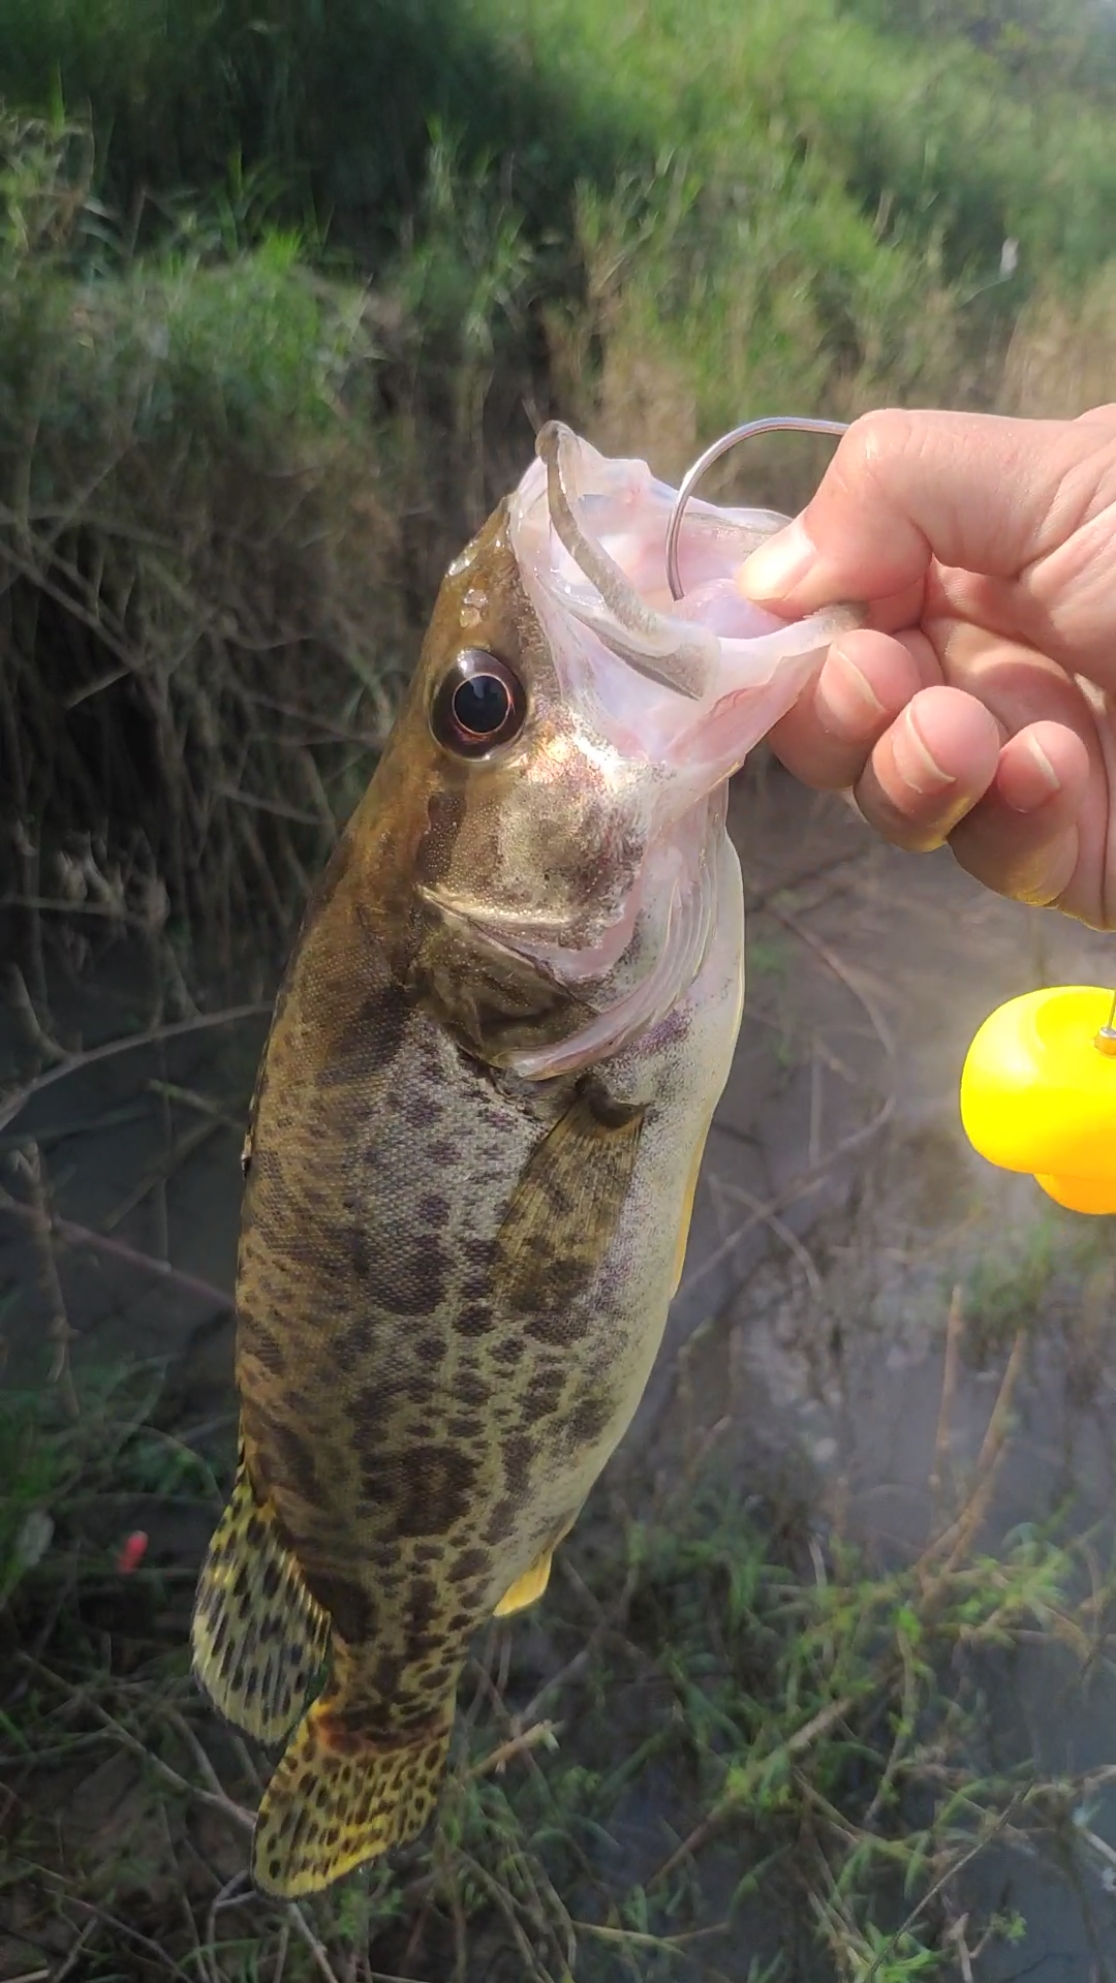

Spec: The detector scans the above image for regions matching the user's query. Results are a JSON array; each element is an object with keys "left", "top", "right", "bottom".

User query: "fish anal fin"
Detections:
[
  {"left": 493, "top": 1547, "right": 554, "bottom": 1618},
  {"left": 252, "top": 1704, "right": 451, "bottom": 1897},
  {"left": 192, "top": 1444, "right": 329, "bottom": 1744},
  {"left": 496, "top": 1085, "right": 645, "bottom": 1314}
]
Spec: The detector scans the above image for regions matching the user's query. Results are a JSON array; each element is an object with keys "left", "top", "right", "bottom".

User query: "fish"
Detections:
[{"left": 191, "top": 421, "right": 859, "bottom": 1899}]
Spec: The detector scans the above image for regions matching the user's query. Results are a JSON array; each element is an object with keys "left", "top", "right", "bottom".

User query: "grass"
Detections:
[
  {"left": 2, "top": 0, "right": 1114, "bottom": 284},
  {"left": 1, "top": 39, "right": 1114, "bottom": 978},
  {"left": 4, "top": 1302, "right": 1116, "bottom": 1983},
  {"left": 0, "top": 112, "right": 409, "bottom": 984},
  {"left": 0, "top": 110, "right": 548, "bottom": 984},
  {"left": 959, "top": 1199, "right": 1116, "bottom": 1378}
]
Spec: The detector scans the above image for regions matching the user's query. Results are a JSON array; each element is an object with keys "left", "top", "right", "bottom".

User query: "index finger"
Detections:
[{"left": 739, "top": 406, "right": 1116, "bottom": 612}]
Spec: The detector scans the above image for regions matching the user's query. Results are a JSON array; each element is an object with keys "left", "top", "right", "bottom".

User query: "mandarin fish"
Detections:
[{"left": 192, "top": 422, "right": 858, "bottom": 1897}]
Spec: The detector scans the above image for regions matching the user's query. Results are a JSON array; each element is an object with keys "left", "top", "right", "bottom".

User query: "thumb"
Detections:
[{"left": 738, "top": 407, "right": 1116, "bottom": 615}]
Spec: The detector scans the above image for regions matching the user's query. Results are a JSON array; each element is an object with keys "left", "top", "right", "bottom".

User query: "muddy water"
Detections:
[{"left": 3, "top": 766, "right": 1116, "bottom": 1976}]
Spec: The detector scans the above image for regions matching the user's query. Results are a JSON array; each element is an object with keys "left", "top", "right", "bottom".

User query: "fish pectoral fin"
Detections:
[
  {"left": 493, "top": 1548, "right": 554, "bottom": 1618},
  {"left": 192, "top": 1442, "right": 330, "bottom": 1744},
  {"left": 496, "top": 1084, "right": 646, "bottom": 1314},
  {"left": 252, "top": 1701, "right": 451, "bottom": 1897}
]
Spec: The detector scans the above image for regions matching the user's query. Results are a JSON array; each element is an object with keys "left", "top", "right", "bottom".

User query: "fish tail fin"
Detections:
[
  {"left": 252, "top": 1700, "right": 452, "bottom": 1897},
  {"left": 192, "top": 1443, "right": 329, "bottom": 1743}
]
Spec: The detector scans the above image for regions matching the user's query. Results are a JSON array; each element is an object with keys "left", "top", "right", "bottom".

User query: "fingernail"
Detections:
[
  {"left": 817, "top": 648, "right": 885, "bottom": 737},
  {"left": 1023, "top": 732, "right": 1062, "bottom": 797},
  {"left": 737, "top": 518, "right": 816, "bottom": 601},
  {"left": 894, "top": 706, "right": 955, "bottom": 795}
]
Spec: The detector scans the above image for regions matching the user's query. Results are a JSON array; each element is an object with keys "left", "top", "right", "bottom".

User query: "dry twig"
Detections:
[
  {"left": 0, "top": 1001, "right": 269, "bottom": 1141},
  {"left": 0, "top": 1187, "right": 234, "bottom": 1312}
]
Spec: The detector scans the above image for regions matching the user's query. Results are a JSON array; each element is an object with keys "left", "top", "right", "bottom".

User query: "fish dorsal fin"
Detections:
[
  {"left": 192, "top": 1444, "right": 330, "bottom": 1744},
  {"left": 495, "top": 1084, "right": 645, "bottom": 1316}
]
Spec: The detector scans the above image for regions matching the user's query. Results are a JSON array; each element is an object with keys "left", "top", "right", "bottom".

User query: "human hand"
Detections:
[{"left": 739, "top": 407, "right": 1116, "bottom": 929}]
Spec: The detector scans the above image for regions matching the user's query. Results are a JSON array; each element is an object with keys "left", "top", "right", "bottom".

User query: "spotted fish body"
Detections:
[{"left": 192, "top": 425, "right": 858, "bottom": 1897}]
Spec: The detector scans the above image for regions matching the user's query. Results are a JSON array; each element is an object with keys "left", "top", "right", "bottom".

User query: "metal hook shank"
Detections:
[{"left": 665, "top": 415, "right": 849, "bottom": 602}]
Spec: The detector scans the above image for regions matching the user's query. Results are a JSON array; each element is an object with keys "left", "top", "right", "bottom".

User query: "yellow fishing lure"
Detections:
[{"left": 960, "top": 986, "right": 1116, "bottom": 1214}]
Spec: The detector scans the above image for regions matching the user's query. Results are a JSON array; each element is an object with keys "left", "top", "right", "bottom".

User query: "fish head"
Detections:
[{"left": 371, "top": 422, "right": 859, "bottom": 1076}]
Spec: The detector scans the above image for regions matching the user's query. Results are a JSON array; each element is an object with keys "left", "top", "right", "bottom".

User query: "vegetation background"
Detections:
[
  {"left": 2, "top": 2, "right": 1116, "bottom": 1979},
  {"left": 0, "top": 0, "right": 1115, "bottom": 966}
]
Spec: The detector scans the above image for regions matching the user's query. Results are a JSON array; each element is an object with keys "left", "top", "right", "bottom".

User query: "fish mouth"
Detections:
[
  {"left": 512, "top": 420, "right": 862, "bottom": 780},
  {"left": 535, "top": 422, "right": 715, "bottom": 701},
  {"left": 433, "top": 425, "right": 863, "bottom": 1079}
]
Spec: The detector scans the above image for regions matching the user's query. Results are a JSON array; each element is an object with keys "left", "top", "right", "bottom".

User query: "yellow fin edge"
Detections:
[{"left": 493, "top": 1548, "right": 554, "bottom": 1618}]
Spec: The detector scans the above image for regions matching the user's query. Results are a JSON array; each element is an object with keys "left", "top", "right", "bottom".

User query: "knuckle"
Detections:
[{"left": 836, "top": 410, "right": 923, "bottom": 501}]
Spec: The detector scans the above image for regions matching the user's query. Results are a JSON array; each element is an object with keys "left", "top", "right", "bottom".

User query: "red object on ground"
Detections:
[{"left": 116, "top": 1531, "right": 149, "bottom": 1574}]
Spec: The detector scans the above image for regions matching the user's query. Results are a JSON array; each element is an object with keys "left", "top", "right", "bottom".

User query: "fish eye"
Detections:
[{"left": 431, "top": 649, "right": 526, "bottom": 758}]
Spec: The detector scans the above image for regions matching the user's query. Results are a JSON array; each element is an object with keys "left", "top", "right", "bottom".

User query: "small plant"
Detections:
[{"left": 963, "top": 1203, "right": 1116, "bottom": 1359}]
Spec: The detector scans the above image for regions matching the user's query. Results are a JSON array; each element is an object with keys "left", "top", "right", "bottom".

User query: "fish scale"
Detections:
[{"left": 192, "top": 423, "right": 853, "bottom": 1897}]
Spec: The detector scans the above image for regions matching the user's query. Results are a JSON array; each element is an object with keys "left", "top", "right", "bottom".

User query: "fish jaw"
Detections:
[
  {"left": 510, "top": 422, "right": 861, "bottom": 812},
  {"left": 503, "top": 787, "right": 727, "bottom": 1078},
  {"left": 460, "top": 424, "right": 859, "bottom": 1075}
]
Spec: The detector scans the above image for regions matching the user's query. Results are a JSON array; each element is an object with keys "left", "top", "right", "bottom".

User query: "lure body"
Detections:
[{"left": 961, "top": 986, "right": 1116, "bottom": 1213}]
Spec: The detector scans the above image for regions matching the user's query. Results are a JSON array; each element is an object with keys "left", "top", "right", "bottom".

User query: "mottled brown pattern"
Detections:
[
  {"left": 566, "top": 1396, "right": 613, "bottom": 1445},
  {"left": 192, "top": 1453, "right": 330, "bottom": 1743},
  {"left": 302, "top": 1572, "right": 374, "bottom": 1644},
  {"left": 192, "top": 490, "right": 745, "bottom": 1902},
  {"left": 413, "top": 785, "right": 467, "bottom": 887},
  {"left": 523, "top": 1369, "right": 566, "bottom": 1420},
  {"left": 318, "top": 981, "right": 411, "bottom": 1082},
  {"left": 246, "top": 1320, "right": 286, "bottom": 1375},
  {"left": 372, "top": 1236, "right": 452, "bottom": 1316},
  {"left": 253, "top": 1683, "right": 452, "bottom": 1897},
  {"left": 450, "top": 1305, "right": 493, "bottom": 1338}
]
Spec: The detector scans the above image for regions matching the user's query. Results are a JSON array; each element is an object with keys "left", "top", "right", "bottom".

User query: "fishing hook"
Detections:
[{"left": 665, "top": 415, "right": 849, "bottom": 603}]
